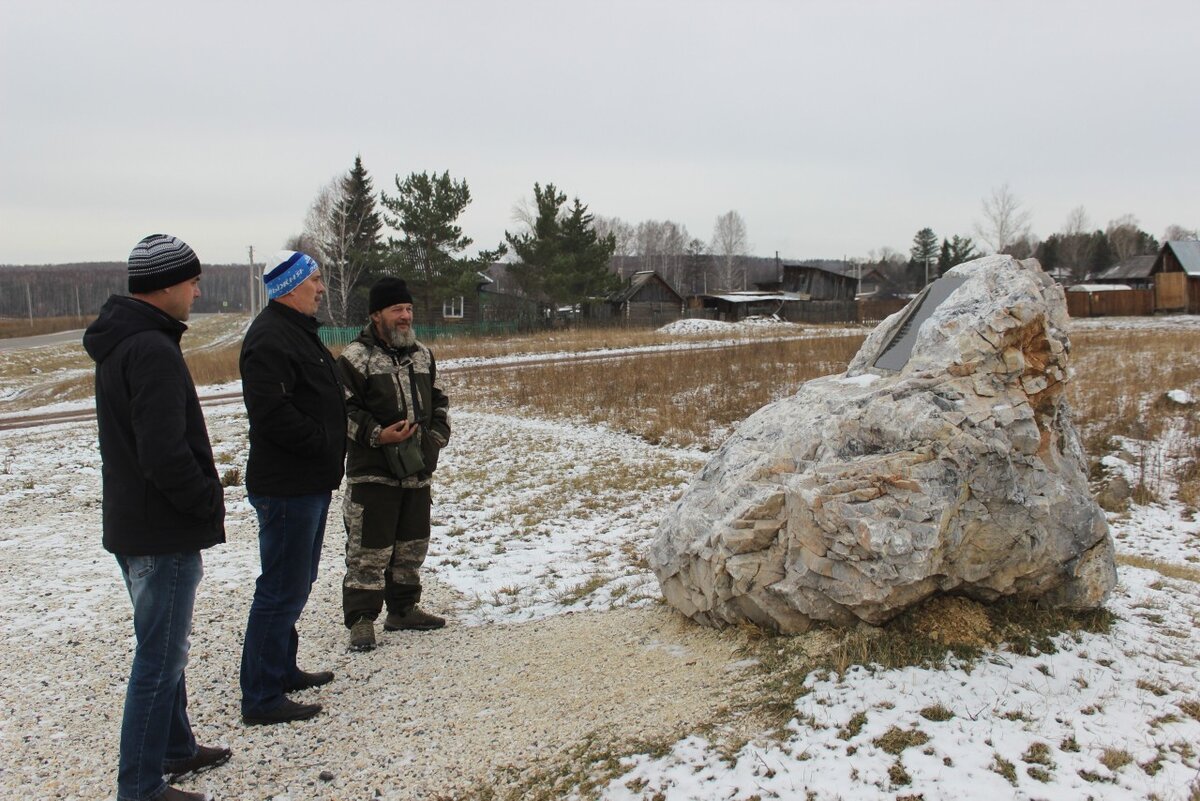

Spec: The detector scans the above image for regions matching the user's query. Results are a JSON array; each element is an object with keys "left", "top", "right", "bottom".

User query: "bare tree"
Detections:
[
  {"left": 300, "top": 158, "right": 382, "bottom": 325},
  {"left": 1057, "top": 205, "right": 1094, "bottom": 281},
  {"left": 711, "top": 210, "right": 748, "bottom": 290},
  {"left": 975, "top": 183, "right": 1032, "bottom": 254},
  {"left": 592, "top": 215, "right": 636, "bottom": 278},
  {"left": 1163, "top": 224, "right": 1199, "bottom": 242},
  {"left": 1105, "top": 214, "right": 1146, "bottom": 263},
  {"left": 509, "top": 194, "right": 538, "bottom": 234},
  {"left": 301, "top": 180, "right": 372, "bottom": 325},
  {"left": 632, "top": 219, "right": 692, "bottom": 288}
]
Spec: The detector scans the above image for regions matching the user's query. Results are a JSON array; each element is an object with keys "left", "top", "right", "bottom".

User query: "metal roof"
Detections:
[
  {"left": 608, "top": 270, "right": 683, "bottom": 303},
  {"left": 704, "top": 291, "right": 811, "bottom": 303},
  {"left": 1093, "top": 254, "right": 1156, "bottom": 281},
  {"left": 1165, "top": 240, "right": 1200, "bottom": 276},
  {"left": 1068, "top": 283, "right": 1132, "bottom": 292}
]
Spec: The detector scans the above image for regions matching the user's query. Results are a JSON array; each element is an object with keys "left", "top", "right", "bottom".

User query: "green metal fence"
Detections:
[{"left": 318, "top": 320, "right": 522, "bottom": 348}]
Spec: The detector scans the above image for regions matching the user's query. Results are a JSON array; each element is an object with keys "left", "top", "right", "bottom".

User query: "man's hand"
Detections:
[{"left": 378, "top": 419, "right": 418, "bottom": 444}]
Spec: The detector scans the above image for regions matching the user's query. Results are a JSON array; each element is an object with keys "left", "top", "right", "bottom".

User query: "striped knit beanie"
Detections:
[
  {"left": 128, "top": 234, "right": 201, "bottom": 293},
  {"left": 263, "top": 250, "right": 319, "bottom": 299}
]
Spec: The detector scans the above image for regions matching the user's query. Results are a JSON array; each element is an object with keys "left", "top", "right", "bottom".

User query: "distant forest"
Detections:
[{"left": 0, "top": 263, "right": 260, "bottom": 318}]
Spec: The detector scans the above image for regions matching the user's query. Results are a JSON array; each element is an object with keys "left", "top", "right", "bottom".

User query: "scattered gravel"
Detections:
[{"left": 0, "top": 410, "right": 755, "bottom": 801}]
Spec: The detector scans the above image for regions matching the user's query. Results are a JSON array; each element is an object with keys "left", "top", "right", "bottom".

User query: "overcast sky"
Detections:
[{"left": 2, "top": 0, "right": 1197, "bottom": 266}]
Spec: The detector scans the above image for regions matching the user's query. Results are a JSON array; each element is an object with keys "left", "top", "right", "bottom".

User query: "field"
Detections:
[{"left": 0, "top": 314, "right": 1197, "bottom": 800}]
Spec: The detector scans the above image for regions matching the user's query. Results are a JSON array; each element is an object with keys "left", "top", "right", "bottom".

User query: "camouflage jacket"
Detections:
[{"left": 336, "top": 326, "right": 450, "bottom": 488}]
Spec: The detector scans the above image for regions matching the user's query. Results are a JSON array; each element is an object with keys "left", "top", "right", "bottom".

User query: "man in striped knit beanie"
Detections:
[{"left": 83, "top": 234, "right": 230, "bottom": 801}]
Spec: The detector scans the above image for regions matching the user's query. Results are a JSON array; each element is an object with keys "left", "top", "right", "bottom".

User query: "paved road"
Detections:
[{"left": 0, "top": 328, "right": 86, "bottom": 351}]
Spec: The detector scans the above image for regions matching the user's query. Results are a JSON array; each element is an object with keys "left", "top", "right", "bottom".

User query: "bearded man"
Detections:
[{"left": 337, "top": 277, "right": 451, "bottom": 651}]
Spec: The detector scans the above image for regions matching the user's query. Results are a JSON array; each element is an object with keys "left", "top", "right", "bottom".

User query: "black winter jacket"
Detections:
[
  {"left": 82, "top": 295, "right": 225, "bottom": 555},
  {"left": 240, "top": 300, "right": 346, "bottom": 496}
]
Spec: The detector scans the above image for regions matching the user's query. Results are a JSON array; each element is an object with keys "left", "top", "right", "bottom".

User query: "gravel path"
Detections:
[
  {"left": 0, "top": 411, "right": 756, "bottom": 800},
  {"left": 5, "top": 569, "right": 751, "bottom": 800}
]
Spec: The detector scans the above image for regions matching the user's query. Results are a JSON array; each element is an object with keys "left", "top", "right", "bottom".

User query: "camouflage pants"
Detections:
[{"left": 342, "top": 482, "right": 431, "bottom": 628}]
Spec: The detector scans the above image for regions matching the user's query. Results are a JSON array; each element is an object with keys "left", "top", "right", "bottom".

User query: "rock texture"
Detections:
[{"left": 650, "top": 255, "right": 1116, "bottom": 633}]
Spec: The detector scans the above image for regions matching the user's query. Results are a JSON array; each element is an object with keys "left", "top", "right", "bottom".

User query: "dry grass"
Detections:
[
  {"left": 1116, "top": 554, "right": 1200, "bottom": 583},
  {"left": 183, "top": 343, "right": 242, "bottom": 386},
  {"left": 427, "top": 321, "right": 841, "bottom": 361},
  {"left": 451, "top": 334, "right": 863, "bottom": 449},
  {"left": 1068, "top": 328, "right": 1200, "bottom": 504},
  {"left": 0, "top": 315, "right": 92, "bottom": 339}
]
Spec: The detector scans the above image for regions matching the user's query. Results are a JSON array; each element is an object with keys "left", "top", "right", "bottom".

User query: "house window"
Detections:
[{"left": 443, "top": 296, "right": 464, "bottom": 319}]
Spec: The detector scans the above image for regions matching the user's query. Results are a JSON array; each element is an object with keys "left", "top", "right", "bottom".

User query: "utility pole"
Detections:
[{"left": 248, "top": 245, "right": 256, "bottom": 316}]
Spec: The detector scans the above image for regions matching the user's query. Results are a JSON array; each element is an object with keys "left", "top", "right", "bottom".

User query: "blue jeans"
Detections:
[
  {"left": 240, "top": 491, "right": 330, "bottom": 715},
  {"left": 115, "top": 551, "right": 203, "bottom": 801}
]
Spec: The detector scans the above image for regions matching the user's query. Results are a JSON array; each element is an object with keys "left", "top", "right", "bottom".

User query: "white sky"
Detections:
[{"left": 2, "top": 0, "right": 1197, "bottom": 266}]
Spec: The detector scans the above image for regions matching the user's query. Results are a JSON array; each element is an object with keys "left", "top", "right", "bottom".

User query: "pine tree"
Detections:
[
  {"left": 907, "top": 227, "right": 939, "bottom": 290},
  {"left": 1035, "top": 235, "right": 1059, "bottom": 274},
  {"left": 506, "top": 183, "right": 618, "bottom": 307},
  {"left": 379, "top": 170, "right": 504, "bottom": 322},
  {"left": 301, "top": 155, "right": 383, "bottom": 325},
  {"left": 332, "top": 156, "right": 383, "bottom": 322},
  {"left": 936, "top": 239, "right": 952, "bottom": 277},
  {"left": 556, "top": 199, "right": 620, "bottom": 302},
  {"left": 948, "top": 235, "right": 977, "bottom": 268},
  {"left": 1088, "top": 231, "right": 1114, "bottom": 277}
]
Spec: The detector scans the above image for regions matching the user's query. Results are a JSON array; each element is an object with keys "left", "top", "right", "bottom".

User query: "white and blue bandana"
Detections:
[{"left": 263, "top": 251, "right": 318, "bottom": 299}]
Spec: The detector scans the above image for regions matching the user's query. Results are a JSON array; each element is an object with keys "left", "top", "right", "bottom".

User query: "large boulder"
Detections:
[{"left": 649, "top": 255, "right": 1115, "bottom": 634}]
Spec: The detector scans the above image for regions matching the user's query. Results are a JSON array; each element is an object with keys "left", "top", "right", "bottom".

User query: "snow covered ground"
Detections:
[{"left": 0, "top": 316, "right": 1198, "bottom": 800}]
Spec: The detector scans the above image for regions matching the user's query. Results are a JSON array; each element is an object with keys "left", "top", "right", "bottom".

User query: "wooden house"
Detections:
[
  {"left": 778, "top": 261, "right": 859, "bottom": 300},
  {"left": 603, "top": 270, "right": 685, "bottom": 324},
  {"left": 1090, "top": 255, "right": 1156, "bottom": 289},
  {"left": 1150, "top": 240, "right": 1200, "bottom": 313}
]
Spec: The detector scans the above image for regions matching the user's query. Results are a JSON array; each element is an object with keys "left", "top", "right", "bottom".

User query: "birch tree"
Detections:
[
  {"left": 975, "top": 184, "right": 1032, "bottom": 254},
  {"left": 711, "top": 210, "right": 748, "bottom": 290},
  {"left": 300, "top": 156, "right": 382, "bottom": 325}
]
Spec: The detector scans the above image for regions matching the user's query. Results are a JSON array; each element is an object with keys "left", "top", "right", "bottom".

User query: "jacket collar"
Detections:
[{"left": 267, "top": 299, "right": 322, "bottom": 333}]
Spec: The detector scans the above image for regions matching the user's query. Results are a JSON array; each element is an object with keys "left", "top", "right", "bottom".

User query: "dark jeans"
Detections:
[
  {"left": 240, "top": 491, "right": 330, "bottom": 715},
  {"left": 115, "top": 551, "right": 203, "bottom": 801}
]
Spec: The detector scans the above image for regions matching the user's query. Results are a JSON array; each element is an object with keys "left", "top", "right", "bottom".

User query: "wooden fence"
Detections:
[{"left": 1066, "top": 289, "right": 1156, "bottom": 318}]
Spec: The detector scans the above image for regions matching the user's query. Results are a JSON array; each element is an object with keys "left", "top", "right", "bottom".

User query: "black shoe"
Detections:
[
  {"left": 157, "top": 787, "right": 209, "bottom": 801},
  {"left": 164, "top": 743, "right": 231, "bottom": 782},
  {"left": 286, "top": 669, "right": 334, "bottom": 692},
  {"left": 383, "top": 607, "right": 446, "bottom": 631},
  {"left": 242, "top": 697, "right": 322, "bottom": 726}
]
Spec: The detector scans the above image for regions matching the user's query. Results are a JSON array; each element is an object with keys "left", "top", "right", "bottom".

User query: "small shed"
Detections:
[
  {"left": 695, "top": 291, "right": 807, "bottom": 322},
  {"left": 778, "top": 261, "right": 858, "bottom": 300},
  {"left": 1150, "top": 241, "right": 1200, "bottom": 313},
  {"left": 606, "top": 270, "right": 685, "bottom": 324}
]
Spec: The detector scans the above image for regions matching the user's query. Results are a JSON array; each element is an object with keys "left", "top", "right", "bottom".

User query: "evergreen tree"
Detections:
[
  {"left": 333, "top": 156, "right": 383, "bottom": 321},
  {"left": 948, "top": 235, "right": 977, "bottom": 267},
  {"left": 379, "top": 170, "right": 504, "bottom": 321},
  {"left": 506, "top": 183, "right": 566, "bottom": 299},
  {"left": 301, "top": 155, "right": 383, "bottom": 325},
  {"left": 907, "top": 227, "right": 939, "bottom": 290},
  {"left": 936, "top": 238, "right": 952, "bottom": 277},
  {"left": 1087, "top": 230, "right": 1114, "bottom": 277},
  {"left": 506, "top": 183, "right": 618, "bottom": 307},
  {"left": 1035, "top": 235, "right": 1059, "bottom": 274},
  {"left": 556, "top": 199, "right": 620, "bottom": 302}
]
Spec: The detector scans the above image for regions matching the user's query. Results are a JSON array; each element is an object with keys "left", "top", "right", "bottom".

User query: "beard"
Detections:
[{"left": 382, "top": 321, "right": 416, "bottom": 349}]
